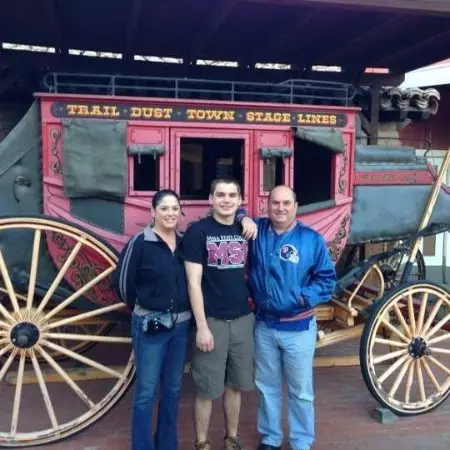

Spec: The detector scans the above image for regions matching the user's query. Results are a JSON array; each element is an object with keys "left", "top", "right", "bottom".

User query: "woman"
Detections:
[{"left": 113, "top": 189, "right": 191, "bottom": 450}]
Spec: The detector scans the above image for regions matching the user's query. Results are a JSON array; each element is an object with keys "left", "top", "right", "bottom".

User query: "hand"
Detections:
[
  {"left": 241, "top": 216, "right": 258, "bottom": 240},
  {"left": 196, "top": 328, "right": 214, "bottom": 352}
]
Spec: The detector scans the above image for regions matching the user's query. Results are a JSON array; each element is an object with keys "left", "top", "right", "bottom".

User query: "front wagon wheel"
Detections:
[
  {"left": 0, "top": 216, "right": 134, "bottom": 447},
  {"left": 360, "top": 281, "right": 450, "bottom": 416}
]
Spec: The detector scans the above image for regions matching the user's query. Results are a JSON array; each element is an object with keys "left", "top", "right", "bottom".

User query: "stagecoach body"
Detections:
[{"left": 0, "top": 75, "right": 450, "bottom": 447}]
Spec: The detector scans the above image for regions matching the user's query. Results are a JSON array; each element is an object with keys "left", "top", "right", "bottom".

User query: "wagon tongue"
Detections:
[{"left": 10, "top": 322, "right": 40, "bottom": 348}]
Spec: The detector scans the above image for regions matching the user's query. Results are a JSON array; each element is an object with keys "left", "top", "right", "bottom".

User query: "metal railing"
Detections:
[{"left": 42, "top": 72, "right": 356, "bottom": 106}]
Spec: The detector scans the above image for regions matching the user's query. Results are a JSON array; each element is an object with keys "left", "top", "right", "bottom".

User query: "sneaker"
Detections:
[
  {"left": 258, "top": 444, "right": 281, "bottom": 450},
  {"left": 195, "top": 440, "right": 212, "bottom": 450},
  {"left": 224, "top": 435, "right": 243, "bottom": 450}
]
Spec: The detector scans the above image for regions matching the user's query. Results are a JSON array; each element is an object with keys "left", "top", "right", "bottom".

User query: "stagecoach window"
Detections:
[
  {"left": 180, "top": 137, "right": 244, "bottom": 200},
  {"left": 293, "top": 137, "right": 332, "bottom": 206},
  {"left": 263, "top": 158, "right": 284, "bottom": 192},
  {"left": 133, "top": 155, "right": 160, "bottom": 191}
]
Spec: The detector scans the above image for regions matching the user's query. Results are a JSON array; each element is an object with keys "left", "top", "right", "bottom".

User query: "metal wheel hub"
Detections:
[
  {"left": 408, "top": 336, "right": 430, "bottom": 359},
  {"left": 10, "top": 321, "right": 40, "bottom": 349}
]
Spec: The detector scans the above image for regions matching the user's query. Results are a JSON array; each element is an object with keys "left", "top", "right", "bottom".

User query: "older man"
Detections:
[{"left": 240, "top": 185, "right": 336, "bottom": 450}]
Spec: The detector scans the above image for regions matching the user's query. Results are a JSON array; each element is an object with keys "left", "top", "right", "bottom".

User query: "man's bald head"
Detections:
[
  {"left": 269, "top": 185, "right": 297, "bottom": 203},
  {"left": 268, "top": 185, "right": 298, "bottom": 231}
]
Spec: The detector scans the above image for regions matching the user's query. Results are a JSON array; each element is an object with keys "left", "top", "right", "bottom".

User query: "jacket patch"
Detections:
[{"left": 280, "top": 244, "right": 299, "bottom": 264}]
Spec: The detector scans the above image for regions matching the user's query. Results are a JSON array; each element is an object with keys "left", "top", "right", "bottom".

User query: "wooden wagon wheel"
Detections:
[
  {"left": 360, "top": 281, "right": 450, "bottom": 416},
  {"left": 0, "top": 216, "right": 134, "bottom": 447}
]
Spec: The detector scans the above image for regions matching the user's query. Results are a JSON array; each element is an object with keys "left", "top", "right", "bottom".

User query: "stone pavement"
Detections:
[{"left": 41, "top": 364, "right": 450, "bottom": 450}]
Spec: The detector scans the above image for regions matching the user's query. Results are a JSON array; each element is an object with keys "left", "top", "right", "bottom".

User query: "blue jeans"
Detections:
[
  {"left": 255, "top": 318, "right": 317, "bottom": 450},
  {"left": 131, "top": 313, "right": 190, "bottom": 450}
]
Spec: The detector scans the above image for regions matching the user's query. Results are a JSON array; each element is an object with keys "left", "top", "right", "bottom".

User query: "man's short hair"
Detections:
[
  {"left": 268, "top": 185, "right": 297, "bottom": 203},
  {"left": 209, "top": 178, "right": 242, "bottom": 196}
]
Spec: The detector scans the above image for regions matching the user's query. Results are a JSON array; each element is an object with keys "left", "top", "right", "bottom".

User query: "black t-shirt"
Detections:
[{"left": 182, "top": 216, "right": 250, "bottom": 320}]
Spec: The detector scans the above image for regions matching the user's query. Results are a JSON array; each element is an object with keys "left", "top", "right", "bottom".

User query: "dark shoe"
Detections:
[
  {"left": 195, "top": 441, "right": 211, "bottom": 450},
  {"left": 224, "top": 435, "right": 243, "bottom": 449},
  {"left": 258, "top": 444, "right": 282, "bottom": 450}
]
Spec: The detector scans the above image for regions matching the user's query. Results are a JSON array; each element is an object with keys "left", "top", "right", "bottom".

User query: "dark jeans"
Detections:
[{"left": 131, "top": 313, "right": 190, "bottom": 450}]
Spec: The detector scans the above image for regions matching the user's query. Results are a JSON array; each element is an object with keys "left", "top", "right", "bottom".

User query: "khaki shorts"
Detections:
[{"left": 192, "top": 313, "right": 255, "bottom": 399}]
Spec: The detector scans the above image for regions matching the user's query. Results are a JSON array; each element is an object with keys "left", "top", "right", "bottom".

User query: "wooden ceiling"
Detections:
[{"left": 1, "top": 0, "right": 450, "bottom": 85}]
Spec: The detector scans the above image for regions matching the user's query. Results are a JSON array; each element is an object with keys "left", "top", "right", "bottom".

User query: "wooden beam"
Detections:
[
  {"left": 124, "top": 0, "right": 144, "bottom": 62},
  {"left": 373, "top": 28, "right": 450, "bottom": 67},
  {"left": 0, "top": 49, "right": 406, "bottom": 86},
  {"left": 243, "top": 0, "right": 450, "bottom": 16},
  {"left": 187, "top": 0, "right": 238, "bottom": 61},
  {"left": 263, "top": 9, "right": 319, "bottom": 58},
  {"left": 0, "top": 68, "right": 26, "bottom": 97},
  {"left": 368, "top": 84, "right": 380, "bottom": 145},
  {"left": 359, "top": 113, "right": 371, "bottom": 136},
  {"left": 42, "top": 0, "right": 65, "bottom": 55},
  {"left": 318, "top": 15, "right": 405, "bottom": 64}
]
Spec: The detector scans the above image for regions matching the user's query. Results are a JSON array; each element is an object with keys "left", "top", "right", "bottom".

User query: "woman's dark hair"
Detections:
[{"left": 152, "top": 189, "right": 181, "bottom": 209}]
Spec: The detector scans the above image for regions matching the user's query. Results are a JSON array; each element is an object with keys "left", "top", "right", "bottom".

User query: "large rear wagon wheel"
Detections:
[
  {"left": 360, "top": 281, "right": 450, "bottom": 416},
  {"left": 0, "top": 216, "right": 134, "bottom": 447}
]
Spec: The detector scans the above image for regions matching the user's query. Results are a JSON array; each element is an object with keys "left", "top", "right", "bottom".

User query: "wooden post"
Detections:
[{"left": 368, "top": 83, "right": 380, "bottom": 145}]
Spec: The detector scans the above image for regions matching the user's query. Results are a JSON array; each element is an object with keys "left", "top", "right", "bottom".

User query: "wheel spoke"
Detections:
[
  {"left": 373, "top": 348, "right": 408, "bottom": 365},
  {"left": 41, "top": 339, "right": 123, "bottom": 378},
  {"left": 0, "top": 319, "right": 11, "bottom": 329},
  {"left": 0, "top": 250, "right": 21, "bottom": 318},
  {"left": 374, "top": 337, "right": 408, "bottom": 348},
  {"left": 26, "top": 230, "right": 41, "bottom": 311},
  {"left": 0, "top": 302, "right": 15, "bottom": 324},
  {"left": 41, "top": 267, "right": 115, "bottom": 323},
  {"left": 34, "top": 241, "right": 83, "bottom": 317},
  {"left": 42, "top": 302, "right": 126, "bottom": 331},
  {"left": 424, "top": 313, "right": 450, "bottom": 341},
  {"left": 422, "top": 358, "right": 441, "bottom": 392},
  {"left": 421, "top": 299, "right": 444, "bottom": 337},
  {"left": 416, "top": 359, "right": 426, "bottom": 402},
  {"left": 392, "top": 303, "right": 412, "bottom": 339},
  {"left": 416, "top": 292, "right": 429, "bottom": 336},
  {"left": 428, "top": 347, "right": 450, "bottom": 355},
  {"left": 426, "top": 355, "right": 450, "bottom": 376},
  {"left": 36, "top": 344, "right": 95, "bottom": 408},
  {"left": 42, "top": 332, "right": 131, "bottom": 344},
  {"left": 0, "top": 342, "right": 12, "bottom": 357},
  {"left": 10, "top": 351, "right": 26, "bottom": 436},
  {"left": 389, "top": 358, "right": 411, "bottom": 397},
  {"left": 407, "top": 294, "right": 416, "bottom": 336},
  {"left": 380, "top": 318, "right": 410, "bottom": 344},
  {"left": 428, "top": 333, "right": 450, "bottom": 345},
  {"left": 29, "top": 350, "right": 58, "bottom": 430},
  {"left": 378, "top": 354, "right": 410, "bottom": 384},
  {"left": 0, "top": 348, "right": 18, "bottom": 383},
  {"left": 404, "top": 359, "right": 415, "bottom": 403}
]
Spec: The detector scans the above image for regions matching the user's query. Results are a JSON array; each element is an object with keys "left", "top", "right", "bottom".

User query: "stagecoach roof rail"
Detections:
[{"left": 41, "top": 72, "right": 356, "bottom": 106}]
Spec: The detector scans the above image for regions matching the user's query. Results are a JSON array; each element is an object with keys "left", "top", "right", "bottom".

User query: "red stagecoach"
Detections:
[{"left": 0, "top": 73, "right": 449, "bottom": 447}]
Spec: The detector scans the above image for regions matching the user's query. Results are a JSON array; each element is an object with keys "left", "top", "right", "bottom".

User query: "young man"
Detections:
[
  {"left": 240, "top": 185, "right": 336, "bottom": 450},
  {"left": 182, "top": 178, "right": 255, "bottom": 450}
]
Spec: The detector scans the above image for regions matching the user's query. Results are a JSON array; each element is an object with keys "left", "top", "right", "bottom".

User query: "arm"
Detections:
[
  {"left": 185, "top": 261, "right": 215, "bottom": 352},
  {"left": 236, "top": 207, "right": 258, "bottom": 240},
  {"left": 301, "top": 235, "right": 337, "bottom": 309},
  {"left": 181, "top": 226, "right": 215, "bottom": 351},
  {"left": 185, "top": 261, "right": 207, "bottom": 330},
  {"left": 112, "top": 235, "right": 141, "bottom": 307}
]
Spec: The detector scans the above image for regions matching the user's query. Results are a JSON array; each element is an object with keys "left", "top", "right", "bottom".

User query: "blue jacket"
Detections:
[
  {"left": 249, "top": 218, "right": 336, "bottom": 318},
  {"left": 112, "top": 227, "right": 190, "bottom": 313}
]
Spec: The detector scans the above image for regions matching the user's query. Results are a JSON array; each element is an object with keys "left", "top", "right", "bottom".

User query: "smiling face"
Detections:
[
  {"left": 268, "top": 185, "right": 298, "bottom": 229},
  {"left": 151, "top": 194, "right": 181, "bottom": 231},
  {"left": 209, "top": 181, "right": 242, "bottom": 221}
]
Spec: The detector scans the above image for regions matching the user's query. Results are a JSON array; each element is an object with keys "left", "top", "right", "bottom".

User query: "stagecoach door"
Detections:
[
  {"left": 170, "top": 129, "right": 251, "bottom": 230},
  {"left": 252, "top": 130, "right": 293, "bottom": 217}
]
